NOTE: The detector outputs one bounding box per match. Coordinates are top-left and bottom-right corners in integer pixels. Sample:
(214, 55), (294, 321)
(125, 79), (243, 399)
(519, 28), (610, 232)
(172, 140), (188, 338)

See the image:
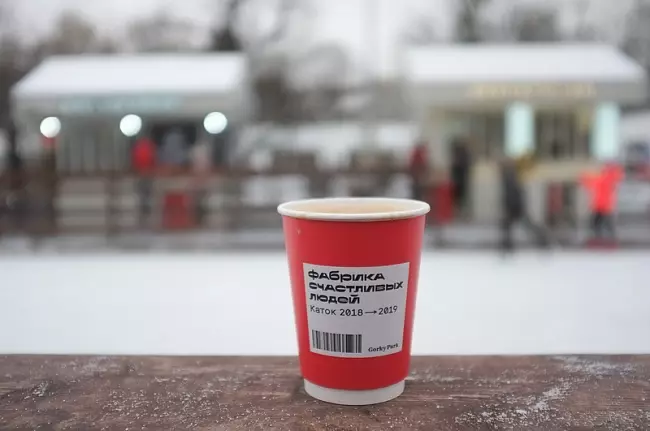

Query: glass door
(534, 110), (590, 160)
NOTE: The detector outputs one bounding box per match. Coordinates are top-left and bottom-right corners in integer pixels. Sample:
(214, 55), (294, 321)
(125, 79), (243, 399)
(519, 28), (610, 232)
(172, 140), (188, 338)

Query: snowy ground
(2, 224), (650, 253)
(1, 251), (649, 356)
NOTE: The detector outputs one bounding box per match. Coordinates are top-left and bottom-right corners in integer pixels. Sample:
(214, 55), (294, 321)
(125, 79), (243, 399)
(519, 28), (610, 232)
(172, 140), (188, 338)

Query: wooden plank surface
(0, 355), (649, 430)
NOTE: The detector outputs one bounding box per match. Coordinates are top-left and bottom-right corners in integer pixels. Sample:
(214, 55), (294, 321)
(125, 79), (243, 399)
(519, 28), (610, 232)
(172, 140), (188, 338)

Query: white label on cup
(303, 262), (409, 358)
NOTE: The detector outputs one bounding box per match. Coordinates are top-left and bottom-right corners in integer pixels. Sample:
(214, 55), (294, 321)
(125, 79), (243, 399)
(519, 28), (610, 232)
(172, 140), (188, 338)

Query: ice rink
(1, 251), (649, 356)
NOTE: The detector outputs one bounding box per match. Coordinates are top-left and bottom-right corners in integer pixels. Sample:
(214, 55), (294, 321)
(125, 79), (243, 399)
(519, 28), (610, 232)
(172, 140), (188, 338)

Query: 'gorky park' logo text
(307, 270), (403, 305)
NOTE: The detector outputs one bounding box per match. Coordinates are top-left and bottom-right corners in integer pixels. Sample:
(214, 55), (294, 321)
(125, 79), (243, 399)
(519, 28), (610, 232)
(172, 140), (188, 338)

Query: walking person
(131, 134), (156, 229)
(26, 135), (59, 245)
(1, 135), (26, 234)
(499, 156), (549, 253)
(450, 137), (472, 218)
(160, 128), (187, 169)
(408, 139), (429, 202)
(8, 149), (26, 227)
(190, 135), (212, 227)
(580, 162), (624, 244)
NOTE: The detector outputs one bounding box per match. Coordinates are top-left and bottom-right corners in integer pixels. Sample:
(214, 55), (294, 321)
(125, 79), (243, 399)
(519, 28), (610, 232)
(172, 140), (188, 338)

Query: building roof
(405, 44), (645, 83)
(12, 53), (248, 99)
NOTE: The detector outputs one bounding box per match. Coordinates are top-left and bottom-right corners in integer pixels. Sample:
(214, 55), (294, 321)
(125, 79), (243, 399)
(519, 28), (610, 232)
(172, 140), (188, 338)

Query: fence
(0, 166), (417, 234)
(2, 166), (650, 249)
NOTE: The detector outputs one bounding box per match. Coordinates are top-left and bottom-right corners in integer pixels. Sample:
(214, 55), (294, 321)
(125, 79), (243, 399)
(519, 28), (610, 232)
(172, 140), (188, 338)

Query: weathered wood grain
(0, 356), (649, 430)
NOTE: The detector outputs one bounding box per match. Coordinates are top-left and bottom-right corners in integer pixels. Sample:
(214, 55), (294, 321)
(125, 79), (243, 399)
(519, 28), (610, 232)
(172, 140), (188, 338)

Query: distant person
(132, 135), (156, 228)
(408, 140), (429, 202)
(3, 123), (23, 188)
(38, 136), (59, 235)
(7, 147), (24, 192)
(160, 128), (187, 168)
(190, 135), (213, 226)
(1, 144), (26, 231)
(450, 138), (472, 216)
(580, 162), (624, 243)
(212, 136), (231, 169)
(550, 140), (563, 160)
(499, 156), (548, 253)
(3, 123), (32, 232)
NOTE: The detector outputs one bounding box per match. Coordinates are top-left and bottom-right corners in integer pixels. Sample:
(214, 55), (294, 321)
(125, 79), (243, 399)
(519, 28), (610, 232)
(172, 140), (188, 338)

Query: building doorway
(534, 109), (591, 160)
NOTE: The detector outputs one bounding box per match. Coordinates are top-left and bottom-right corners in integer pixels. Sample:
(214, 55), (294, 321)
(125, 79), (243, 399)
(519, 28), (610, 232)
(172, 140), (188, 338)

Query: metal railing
(2, 167), (650, 249)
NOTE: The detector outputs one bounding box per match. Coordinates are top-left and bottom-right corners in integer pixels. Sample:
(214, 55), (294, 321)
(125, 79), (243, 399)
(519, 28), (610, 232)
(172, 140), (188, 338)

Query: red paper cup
(278, 197), (430, 405)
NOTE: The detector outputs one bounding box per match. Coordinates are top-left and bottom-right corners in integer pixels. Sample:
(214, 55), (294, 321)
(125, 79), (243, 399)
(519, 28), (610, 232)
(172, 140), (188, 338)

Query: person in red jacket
(409, 140), (429, 201)
(131, 135), (157, 227)
(580, 162), (624, 241)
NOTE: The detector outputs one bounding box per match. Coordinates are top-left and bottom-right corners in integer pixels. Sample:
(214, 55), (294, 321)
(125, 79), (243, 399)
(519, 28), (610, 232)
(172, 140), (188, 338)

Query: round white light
(40, 117), (61, 139)
(119, 114), (143, 137)
(204, 112), (228, 135)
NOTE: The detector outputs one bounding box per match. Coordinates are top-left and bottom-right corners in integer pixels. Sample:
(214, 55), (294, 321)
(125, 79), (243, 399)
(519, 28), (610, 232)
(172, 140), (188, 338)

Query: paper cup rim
(277, 197), (430, 222)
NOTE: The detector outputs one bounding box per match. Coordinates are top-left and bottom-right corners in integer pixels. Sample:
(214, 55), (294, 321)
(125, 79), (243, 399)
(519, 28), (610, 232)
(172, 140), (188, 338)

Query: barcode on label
(311, 330), (362, 353)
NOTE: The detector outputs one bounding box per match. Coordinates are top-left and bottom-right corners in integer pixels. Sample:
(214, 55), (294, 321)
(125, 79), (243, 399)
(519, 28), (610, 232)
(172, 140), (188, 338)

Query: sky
(3, 0), (638, 79)
(5, 0), (454, 79)
(9, 0), (213, 39)
(7, 0), (634, 40)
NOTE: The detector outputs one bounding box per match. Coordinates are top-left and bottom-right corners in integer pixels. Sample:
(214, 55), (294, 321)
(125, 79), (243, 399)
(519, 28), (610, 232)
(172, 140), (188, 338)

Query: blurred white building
(403, 44), (647, 221)
(10, 44), (648, 223)
(11, 53), (252, 172)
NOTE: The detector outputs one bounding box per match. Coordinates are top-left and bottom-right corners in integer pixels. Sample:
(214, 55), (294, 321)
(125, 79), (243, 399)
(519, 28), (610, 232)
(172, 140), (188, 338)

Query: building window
(535, 111), (589, 160)
(445, 111), (505, 160)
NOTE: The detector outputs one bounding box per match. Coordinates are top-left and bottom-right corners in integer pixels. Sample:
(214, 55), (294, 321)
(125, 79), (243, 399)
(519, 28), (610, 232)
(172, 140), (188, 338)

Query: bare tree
(289, 44), (348, 87)
(402, 15), (438, 46)
(622, 0), (650, 105)
(209, 0), (313, 53)
(30, 10), (118, 59)
(454, 0), (490, 43)
(509, 5), (560, 42)
(38, 12), (97, 55)
(0, 2), (24, 152)
(569, 0), (598, 41)
(208, 0), (343, 122)
(210, 0), (244, 52)
(0, 1), (7, 38)
(623, 1), (650, 70)
(127, 11), (196, 52)
(288, 43), (350, 119)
